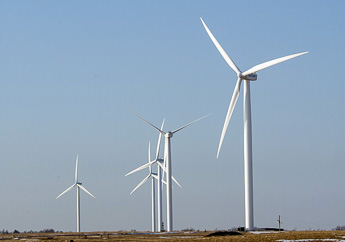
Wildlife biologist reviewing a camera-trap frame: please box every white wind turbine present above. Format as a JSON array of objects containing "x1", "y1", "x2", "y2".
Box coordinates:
[
  {"x1": 126, "y1": 119, "x2": 165, "y2": 232},
  {"x1": 56, "y1": 155, "x2": 95, "y2": 232},
  {"x1": 126, "y1": 119, "x2": 182, "y2": 232},
  {"x1": 127, "y1": 109, "x2": 209, "y2": 232},
  {"x1": 200, "y1": 18, "x2": 307, "y2": 231},
  {"x1": 126, "y1": 142, "x2": 159, "y2": 232}
]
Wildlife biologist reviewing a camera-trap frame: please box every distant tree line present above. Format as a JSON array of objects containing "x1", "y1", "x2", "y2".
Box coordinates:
[
  {"x1": 1, "y1": 229, "x2": 58, "y2": 234},
  {"x1": 181, "y1": 227, "x2": 196, "y2": 232},
  {"x1": 334, "y1": 226, "x2": 345, "y2": 231}
]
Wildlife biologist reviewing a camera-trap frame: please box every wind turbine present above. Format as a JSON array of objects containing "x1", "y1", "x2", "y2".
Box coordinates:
[
  {"x1": 126, "y1": 109, "x2": 209, "y2": 232},
  {"x1": 56, "y1": 155, "x2": 95, "y2": 232},
  {"x1": 200, "y1": 18, "x2": 307, "y2": 231},
  {"x1": 126, "y1": 142, "x2": 159, "y2": 232},
  {"x1": 126, "y1": 119, "x2": 166, "y2": 232},
  {"x1": 126, "y1": 119, "x2": 181, "y2": 232}
]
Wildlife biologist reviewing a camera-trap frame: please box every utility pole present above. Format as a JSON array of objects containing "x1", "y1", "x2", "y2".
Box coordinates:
[{"x1": 277, "y1": 215, "x2": 281, "y2": 232}]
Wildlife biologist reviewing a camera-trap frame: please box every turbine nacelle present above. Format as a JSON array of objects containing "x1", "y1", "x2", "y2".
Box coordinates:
[
  {"x1": 165, "y1": 132, "x2": 173, "y2": 138},
  {"x1": 240, "y1": 73, "x2": 257, "y2": 81}
]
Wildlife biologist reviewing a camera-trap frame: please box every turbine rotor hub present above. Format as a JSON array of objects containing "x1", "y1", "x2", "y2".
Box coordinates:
[
  {"x1": 243, "y1": 73, "x2": 257, "y2": 81},
  {"x1": 165, "y1": 132, "x2": 173, "y2": 138}
]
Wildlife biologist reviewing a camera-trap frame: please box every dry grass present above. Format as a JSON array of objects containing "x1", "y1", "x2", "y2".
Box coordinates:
[{"x1": 1, "y1": 230, "x2": 345, "y2": 241}]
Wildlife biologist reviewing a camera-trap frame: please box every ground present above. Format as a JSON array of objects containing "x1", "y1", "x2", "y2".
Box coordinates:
[{"x1": 1, "y1": 230, "x2": 345, "y2": 241}]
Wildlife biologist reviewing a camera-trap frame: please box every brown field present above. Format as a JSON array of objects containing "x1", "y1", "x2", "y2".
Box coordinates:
[{"x1": 1, "y1": 230, "x2": 345, "y2": 241}]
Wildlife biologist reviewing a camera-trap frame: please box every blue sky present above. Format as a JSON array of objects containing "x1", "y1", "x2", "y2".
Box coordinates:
[{"x1": 0, "y1": 0, "x2": 344, "y2": 232}]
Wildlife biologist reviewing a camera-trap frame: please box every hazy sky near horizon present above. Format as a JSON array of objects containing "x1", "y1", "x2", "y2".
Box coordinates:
[{"x1": 0, "y1": 0, "x2": 344, "y2": 232}]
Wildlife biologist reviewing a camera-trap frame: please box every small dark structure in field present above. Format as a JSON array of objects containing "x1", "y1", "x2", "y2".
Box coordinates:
[
  {"x1": 206, "y1": 231, "x2": 242, "y2": 237},
  {"x1": 262, "y1": 227, "x2": 284, "y2": 231}
]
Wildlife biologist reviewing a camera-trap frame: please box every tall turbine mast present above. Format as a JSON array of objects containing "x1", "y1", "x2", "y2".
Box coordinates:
[
  {"x1": 201, "y1": 18, "x2": 307, "y2": 231},
  {"x1": 155, "y1": 120, "x2": 165, "y2": 232}
]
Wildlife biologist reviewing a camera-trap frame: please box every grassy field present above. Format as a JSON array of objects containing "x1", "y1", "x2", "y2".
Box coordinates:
[{"x1": 1, "y1": 230, "x2": 345, "y2": 241}]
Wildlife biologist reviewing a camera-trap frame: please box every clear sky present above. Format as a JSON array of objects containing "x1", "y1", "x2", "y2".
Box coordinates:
[{"x1": 0, "y1": 0, "x2": 344, "y2": 232}]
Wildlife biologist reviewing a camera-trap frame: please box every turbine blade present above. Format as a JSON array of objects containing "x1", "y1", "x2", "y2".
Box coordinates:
[
  {"x1": 172, "y1": 114, "x2": 211, "y2": 134},
  {"x1": 148, "y1": 142, "x2": 151, "y2": 164},
  {"x1": 78, "y1": 184, "x2": 96, "y2": 198},
  {"x1": 125, "y1": 107, "x2": 165, "y2": 135},
  {"x1": 157, "y1": 160, "x2": 167, "y2": 173},
  {"x1": 148, "y1": 142, "x2": 152, "y2": 174},
  {"x1": 172, "y1": 176, "x2": 182, "y2": 188},
  {"x1": 200, "y1": 18, "x2": 241, "y2": 75},
  {"x1": 130, "y1": 174, "x2": 150, "y2": 195},
  {"x1": 155, "y1": 119, "x2": 165, "y2": 160},
  {"x1": 56, "y1": 184, "x2": 76, "y2": 199},
  {"x1": 125, "y1": 161, "x2": 156, "y2": 176},
  {"x1": 75, "y1": 155, "x2": 79, "y2": 184},
  {"x1": 217, "y1": 78, "x2": 242, "y2": 158},
  {"x1": 242, "y1": 51, "x2": 308, "y2": 76}
]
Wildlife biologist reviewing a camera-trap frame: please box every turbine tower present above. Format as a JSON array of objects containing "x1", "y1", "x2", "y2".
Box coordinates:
[
  {"x1": 156, "y1": 121, "x2": 165, "y2": 232},
  {"x1": 127, "y1": 109, "x2": 209, "y2": 232},
  {"x1": 201, "y1": 18, "x2": 307, "y2": 231},
  {"x1": 56, "y1": 155, "x2": 95, "y2": 232}
]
